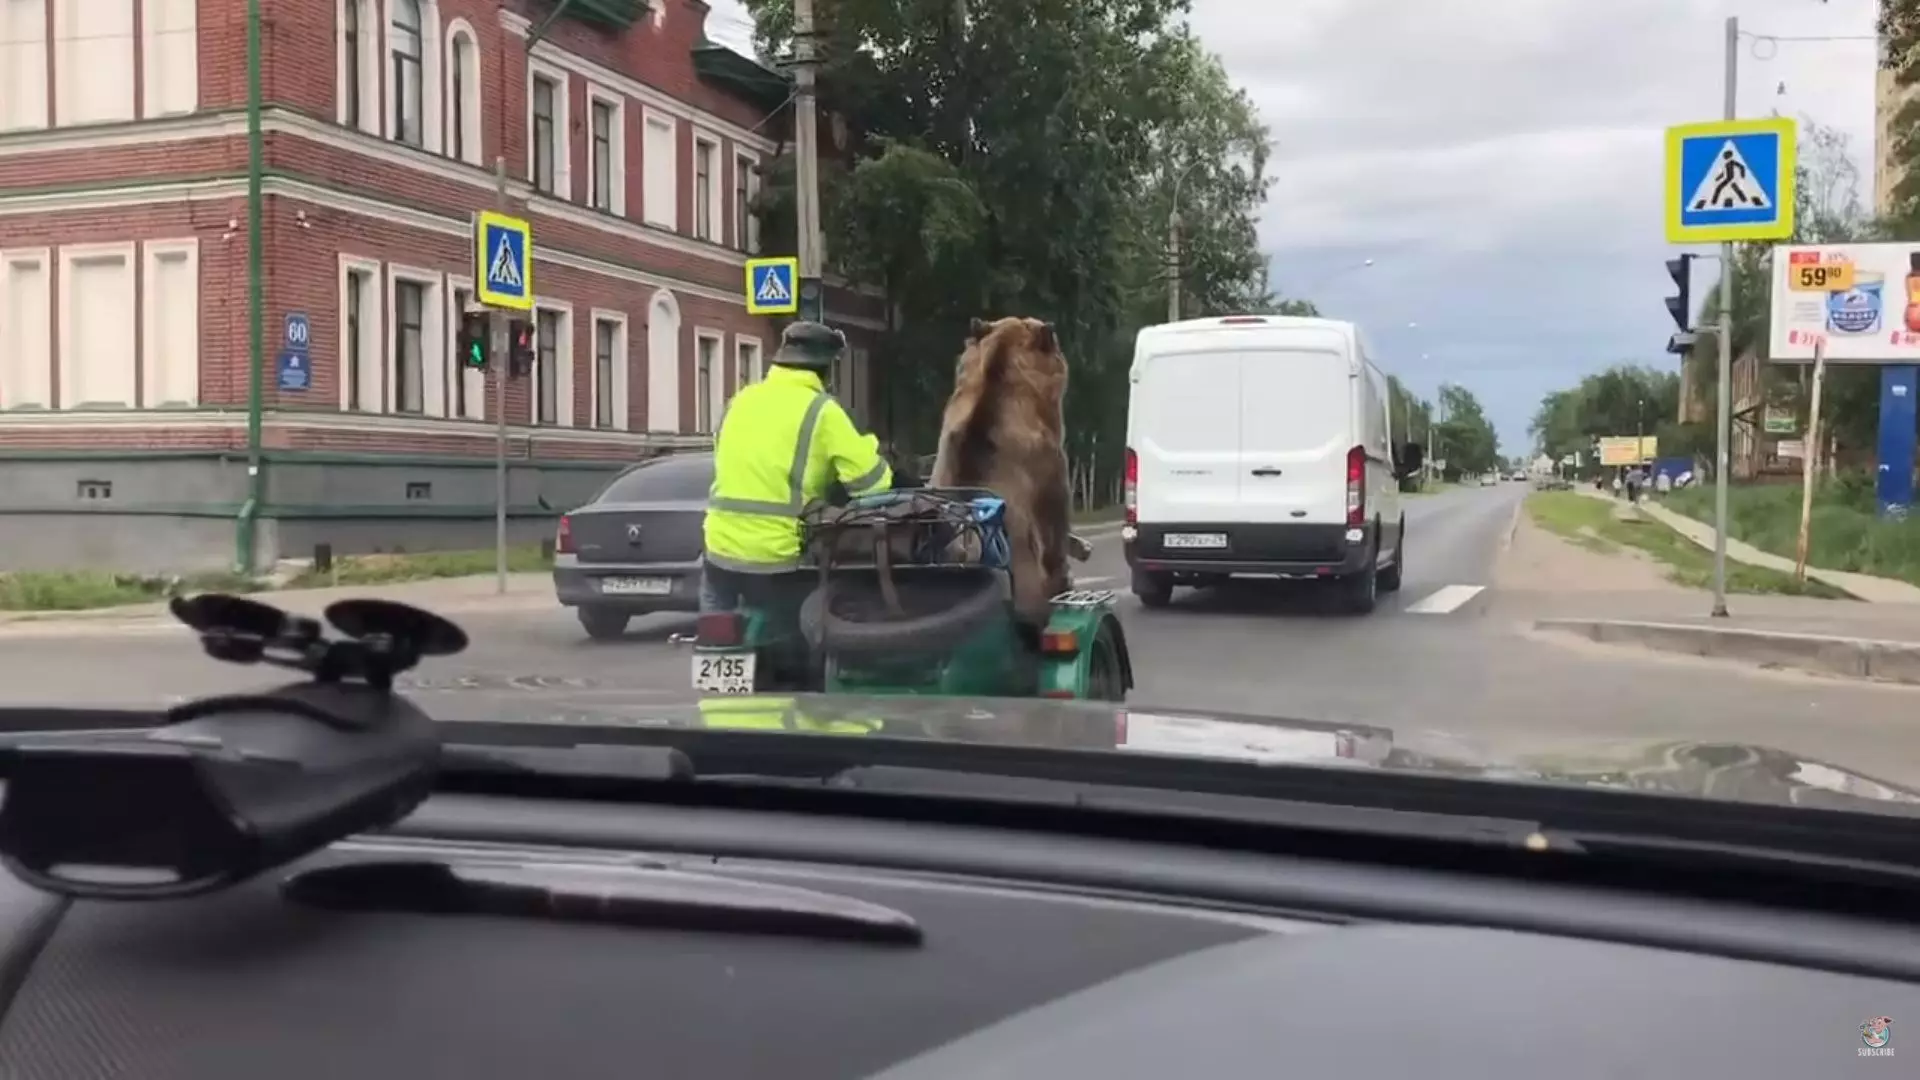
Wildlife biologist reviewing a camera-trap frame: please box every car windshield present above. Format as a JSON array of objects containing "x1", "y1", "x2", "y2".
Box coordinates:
[{"x1": 8, "y1": 0, "x2": 1920, "y2": 843}]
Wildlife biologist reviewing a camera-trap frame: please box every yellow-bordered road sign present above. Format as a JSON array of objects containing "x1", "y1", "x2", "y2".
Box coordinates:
[
  {"x1": 1664, "y1": 117, "x2": 1796, "y2": 244},
  {"x1": 473, "y1": 211, "x2": 533, "y2": 310},
  {"x1": 745, "y1": 257, "x2": 799, "y2": 315}
]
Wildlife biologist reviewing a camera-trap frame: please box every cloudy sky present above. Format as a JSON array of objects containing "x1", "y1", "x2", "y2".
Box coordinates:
[{"x1": 704, "y1": 0, "x2": 1881, "y2": 453}]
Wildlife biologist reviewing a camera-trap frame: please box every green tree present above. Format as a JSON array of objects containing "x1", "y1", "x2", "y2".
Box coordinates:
[
  {"x1": 738, "y1": 0, "x2": 1287, "y2": 490},
  {"x1": 1435, "y1": 384, "x2": 1499, "y2": 476}
]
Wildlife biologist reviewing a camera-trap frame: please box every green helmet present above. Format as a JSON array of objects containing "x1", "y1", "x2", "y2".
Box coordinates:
[{"x1": 772, "y1": 320, "x2": 845, "y2": 371}]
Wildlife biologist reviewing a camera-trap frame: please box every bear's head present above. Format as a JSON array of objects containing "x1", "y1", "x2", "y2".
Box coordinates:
[{"x1": 954, "y1": 316, "x2": 1068, "y2": 409}]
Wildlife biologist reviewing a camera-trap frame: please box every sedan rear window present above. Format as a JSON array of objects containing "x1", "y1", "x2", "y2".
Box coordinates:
[{"x1": 598, "y1": 455, "x2": 713, "y2": 502}]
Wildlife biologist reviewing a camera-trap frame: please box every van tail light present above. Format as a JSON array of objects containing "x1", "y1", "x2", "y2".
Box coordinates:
[
  {"x1": 1124, "y1": 448, "x2": 1138, "y2": 525},
  {"x1": 1346, "y1": 446, "x2": 1366, "y2": 527},
  {"x1": 555, "y1": 514, "x2": 575, "y2": 554},
  {"x1": 696, "y1": 612, "x2": 743, "y2": 647}
]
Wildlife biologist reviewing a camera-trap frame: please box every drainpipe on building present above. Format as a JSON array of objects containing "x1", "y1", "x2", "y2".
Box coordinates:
[{"x1": 235, "y1": 0, "x2": 267, "y2": 575}]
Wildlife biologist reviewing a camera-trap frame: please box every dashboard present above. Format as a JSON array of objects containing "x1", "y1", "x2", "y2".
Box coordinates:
[{"x1": 0, "y1": 788, "x2": 1912, "y2": 1079}]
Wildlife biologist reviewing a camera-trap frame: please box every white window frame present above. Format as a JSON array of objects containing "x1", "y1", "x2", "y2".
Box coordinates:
[
  {"x1": 641, "y1": 108, "x2": 677, "y2": 229},
  {"x1": 57, "y1": 242, "x2": 137, "y2": 409},
  {"x1": 527, "y1": 58, "x2": 571, "y2": 200},
  {"x1": 338, "y1": 255, "x2": 384, "y2": 411},
  {"x1": 733, "y1": 148, "x2": 761, "y2": 252},
  {"x1": 692, "y1": 327, "x2": 724, "y2": 434},
  {"x1": 585, "y1": 85, "x2": 626, "y2": 216},
  {"x1": 139, "y1": 238, "x2": 200, "y2": 407},
  {"x1": 0, "y1": 1, "x2": 48, "y2": 132},
  {"x1": 733, "y1": 333, "x2": 761, "y2": 391},
  {"x1": 444, "y1": 274, "x2": 485, "y2": 420},
  {"x1": 532, "y1": 299, "x2": 575, "y2": 427},
  {"x1": 0, "y1": 247, "x2": 53, "y2": 409},
  {"x1": 387, "y1": 264, "x2": 443, "y2": 415},
  {"x1": 382, "y1": 0, "x2": 441, "y2": 152},
  {"x1": 140, "y1": 0, "x2": 198, "y2": 119},
  {"x1": 691, "y1": 130, "x2": 722, "y2": 243},
  {"x1": 336, "y1": 0, "x2": 379, "y2": 134},
  {"x1": 589, "y1": 308, "x2": 630, "y2": 431},
  {"x1": 442, "y1": 19, "x2": 481, "y2": 165}
]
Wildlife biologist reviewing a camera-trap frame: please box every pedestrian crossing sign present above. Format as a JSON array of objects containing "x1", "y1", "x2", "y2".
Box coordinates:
[
  {"x1": 744, "y1": 257, "x2": 799, "y2": 315},
  {"x1": 1664, "y1": 117, "x2": 1795, "y2": 244},
  {"x1": 473, "y1": 211, "x2": 533, "y2": 310}
]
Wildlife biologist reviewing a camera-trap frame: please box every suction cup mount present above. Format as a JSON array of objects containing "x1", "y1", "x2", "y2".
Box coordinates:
[{"x1": 169, "y1": 593, "x2": 468, "y2": 691}]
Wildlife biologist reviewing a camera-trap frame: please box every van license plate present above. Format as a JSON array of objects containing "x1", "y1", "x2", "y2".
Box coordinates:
[
  {"x1": 693, "y1": 653, "x2": 756, "y2": 694},
  {"x1": 601, "y1": 576, "x2": 672, "y2": 595},
  {"x1": 1164, "y1": 533, "x2": 1227, "y2": 549}
]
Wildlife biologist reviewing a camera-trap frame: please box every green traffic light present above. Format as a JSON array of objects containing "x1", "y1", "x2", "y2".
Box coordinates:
[{"x1": 466, "y1": 343, "x2": 485, "y2": 368}]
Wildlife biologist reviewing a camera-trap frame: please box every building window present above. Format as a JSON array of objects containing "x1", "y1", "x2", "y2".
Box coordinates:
[
  {"x1": 53, "y1": 0, "x2": 134, "y2": 125},
  {"x1": 536, "y1": 308, "x2": 560, "y2": 424},
  {"x1": 695, "y1": 333, "x2": 719, "y2": 434},
  {"x1": 394, "y1": 279, "x2": 425, "y2": 413},
  {"x1": 142, "y1": 0, "x2": 199, "y2": 119},
  {"x1": 1, "y1": 0, "x2": 49, "y2": 131},
  {"x1": 735, "y1": 338, "x2": 760, "y2": 389},
  {"x1": 693, "y1": 139, "x2": 716, "y2": 241},
  {"x1": 732, "y1": 155, "x2": 750, "y2": 250},
  {"x1": 642, "y1": 115, "x2": 675, "y2": 228},
  {"x1": 447, "y1": 28, "x2": 478, "y2": 164},
  {"x1": 345, "y1": 268, "x2": 371, "y2": 410},
  {"x1": 590, "y1": 99, "x2": 614, "y2": 210},
  {"x1": 343, "y1": 0, "x2": 361, "y2": 125},
  {"x1": 532, "y1": 75, "x2": 557, "y2": 195},
  {"x1": 389, "y1": 0, "x2": 424, "y2": 147},
  {"x1": 595, "y1": 319, "x2": 618, "y2": 428}
]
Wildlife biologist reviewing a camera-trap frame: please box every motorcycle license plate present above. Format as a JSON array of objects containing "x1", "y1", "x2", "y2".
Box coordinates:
[{"x1": 692, "y1": 652, "x2": 756, "y2": 694}]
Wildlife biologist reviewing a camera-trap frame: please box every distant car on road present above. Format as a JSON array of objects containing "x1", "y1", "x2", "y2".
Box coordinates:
[
  {"x1": 553, "y1": 452, "x2": 712, "y2": 640},
  {"x1": 1479, "y1": 474, "x2": 1498, "y2": 487}
]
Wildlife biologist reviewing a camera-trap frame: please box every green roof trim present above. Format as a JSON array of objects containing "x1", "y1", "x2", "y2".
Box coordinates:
[{"x1": 693, "y1": 43, "x2": 791, "y2": 111}]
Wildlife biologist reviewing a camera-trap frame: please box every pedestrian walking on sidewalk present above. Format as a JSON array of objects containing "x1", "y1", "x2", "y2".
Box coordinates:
[{"x1": 1626, "y1": 467, "x2": 1642, "y2": 504}]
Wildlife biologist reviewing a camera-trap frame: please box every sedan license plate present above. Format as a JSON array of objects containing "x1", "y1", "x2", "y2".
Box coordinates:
[
  {"x1": 600, "y1": 576, "x2": 672, "y2": 596},
  {"x1": 1164, "y1": 533, "x2": 1228, "y2": 549},
  {"x1": 692, "y1": 652, "x2": 756, "y2": 694}
]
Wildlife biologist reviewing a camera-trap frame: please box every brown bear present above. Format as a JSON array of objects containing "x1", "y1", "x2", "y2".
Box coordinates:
[{"x1": 930, "y1": 316, "x2": 1073, "y2": 626}]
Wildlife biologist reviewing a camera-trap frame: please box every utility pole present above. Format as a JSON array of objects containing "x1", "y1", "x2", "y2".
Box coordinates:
[
  {"x1": 493, "y1": 156, "x2": 510, "y2": 595},
  {"x1": 1711, "y1": 14, "x2": 1737, "y2": 617},
  {"x1": 793, "y1": 0, "x2": 825, "y2": 295},
  {"x1": 1167, "y1": 208, "x2": 1181, "y2": 322}
]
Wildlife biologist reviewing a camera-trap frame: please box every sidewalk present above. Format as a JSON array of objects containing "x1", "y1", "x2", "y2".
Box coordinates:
[
  {"x1": 1501, "y1": 500, "x2": 1920, "y2": 686},
  {"x1": 1573, "y1": 487, "x2": 1920, "y2": 604},
  {"x1": 0, "y1": 572, "x2": 558, "y2": 637}
]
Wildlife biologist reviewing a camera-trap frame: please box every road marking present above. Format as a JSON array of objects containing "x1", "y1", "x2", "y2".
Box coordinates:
[{"x1": 1404, "y1": 584, "x2": 1485, "y2": 614}]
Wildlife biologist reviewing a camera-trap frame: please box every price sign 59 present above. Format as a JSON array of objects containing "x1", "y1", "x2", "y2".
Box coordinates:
[{"x1": 1786, "y1": 256, "x2": 1854, "y2": 292}]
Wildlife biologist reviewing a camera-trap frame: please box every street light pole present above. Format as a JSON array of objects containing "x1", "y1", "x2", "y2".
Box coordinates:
[{"x1": 1711, "y1": 14, "x2": 1737, "y2": 617}]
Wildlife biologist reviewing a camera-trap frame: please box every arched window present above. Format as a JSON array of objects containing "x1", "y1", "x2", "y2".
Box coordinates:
[
  {"x1": 390, "y1": 0, "x2": 423, "y2": 146},
  {"x1": 338, "y1": 0, "x2": 378, "y2": 133},
  {"x1": 445, "y1": 27, "x2": 479, "y2": 163}
]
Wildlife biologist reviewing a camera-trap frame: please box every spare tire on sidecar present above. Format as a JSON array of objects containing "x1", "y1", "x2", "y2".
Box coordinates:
[{"x1": 795, "y1": 490, "x2": 1132, "y2": 701}]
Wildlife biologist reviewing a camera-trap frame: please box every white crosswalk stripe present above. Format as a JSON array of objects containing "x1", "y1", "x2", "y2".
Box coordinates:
[{"x1": 1403, "y1": 584, "x2": 1485, "y2": 614}]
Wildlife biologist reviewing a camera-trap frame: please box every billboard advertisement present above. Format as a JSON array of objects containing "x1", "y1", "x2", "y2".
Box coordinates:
[
  {"x1": 1597, "y1": 436, "x2": 1657, "y2": 466},
  {"x1": 1769, "y1": 242, "x2": 1920, "y2": 362}
]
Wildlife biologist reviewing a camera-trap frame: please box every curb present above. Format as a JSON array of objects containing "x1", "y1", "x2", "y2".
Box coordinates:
[
  {"x1": 0, "y1": 592, "x2": 563, "y2": 638},
  {"x1": 1534, "y1": 618, "x2": 1920, "y2": 685}
]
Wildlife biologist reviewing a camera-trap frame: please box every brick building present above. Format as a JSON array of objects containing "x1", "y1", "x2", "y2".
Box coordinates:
[{"x1": 0, "y1": 0, "x2": 886, "y2": 572}]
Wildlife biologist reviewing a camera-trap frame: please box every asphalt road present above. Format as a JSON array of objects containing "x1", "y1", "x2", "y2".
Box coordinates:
[{"x1": 5, "y1": 482, "x2": 1920, "y2": 787}]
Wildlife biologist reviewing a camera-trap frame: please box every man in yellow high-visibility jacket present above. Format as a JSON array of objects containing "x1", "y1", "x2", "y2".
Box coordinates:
[{"x1": 701, "y1": 320, "x2": 893, "y2": 619}]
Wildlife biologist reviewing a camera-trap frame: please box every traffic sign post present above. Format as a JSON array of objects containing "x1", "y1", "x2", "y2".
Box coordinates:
[
  {"x1": 745, "y1": 257, "x2": 799, "y2": 316},
  {"x1": 473, "y1": 206, "x2": 534, "y2": 594}
]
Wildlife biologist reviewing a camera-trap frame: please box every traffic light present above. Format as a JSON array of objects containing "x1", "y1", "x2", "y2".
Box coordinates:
[
  {"x1": 1665, "y1": 254, "x2": 1693, "y2": 332},
  {"x1": 507, "y1": 318, "x2": 535, "y2": 378},
  {"x1": 456, "y1": 310, "x2": 489, "y2": 370}
]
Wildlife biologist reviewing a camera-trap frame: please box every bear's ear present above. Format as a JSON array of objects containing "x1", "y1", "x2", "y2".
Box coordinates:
[
  {"x1": 1030, "y1": 321, "x2": 1056, "y2": 353},
  {"x1": 968, "y1": 317, "x2": 992, "y2": 341}
]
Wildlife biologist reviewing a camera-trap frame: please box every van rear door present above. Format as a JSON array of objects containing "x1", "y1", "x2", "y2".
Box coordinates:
[
  {"x1": 1130, "y1": 350, "x2": 1242, "y2": 523},
  {"x1": 1236, "y1": 336, "x2": 1355, "y2": 526}
]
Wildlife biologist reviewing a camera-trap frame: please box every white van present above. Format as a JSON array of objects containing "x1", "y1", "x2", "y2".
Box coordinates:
[{"x1": 1121, "y1": 315, "x2": 1422, "y2": 614}]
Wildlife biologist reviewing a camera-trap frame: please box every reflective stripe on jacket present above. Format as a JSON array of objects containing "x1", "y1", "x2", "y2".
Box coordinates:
[
  {"x1": 704, "y1": 365, "x2": 892, "y2": 572},
  {"x1": 697, "y1": 696, "x2": 883, "y2": 734}
]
